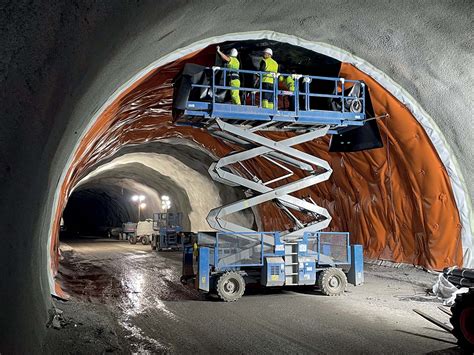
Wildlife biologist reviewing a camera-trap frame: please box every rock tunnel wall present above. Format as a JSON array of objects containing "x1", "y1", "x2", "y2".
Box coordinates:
[{"x1": 1, "y1": 1, "x2": 472, "y2": 352}]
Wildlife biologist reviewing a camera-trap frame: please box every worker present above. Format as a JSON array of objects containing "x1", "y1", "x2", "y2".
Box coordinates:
[
  {"x1": 216, "y1": 46, "x2": 241, "y2": 105},
  {"x1": 258, "y1": 48, "x2": 278, "y2": 109},
  {"x1": 279, "y1": 67, "x2": 296, "y2": 110},
  {"x1": 193, "y1": 239, "x2": 199, "y2": 261}
]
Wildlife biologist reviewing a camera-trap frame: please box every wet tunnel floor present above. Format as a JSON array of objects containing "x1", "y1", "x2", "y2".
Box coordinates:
[{"x1": 46, "y1": 239, "x2": 462, "y2": 354}]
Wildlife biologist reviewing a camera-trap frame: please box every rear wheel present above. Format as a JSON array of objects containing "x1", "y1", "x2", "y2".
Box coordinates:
[
  {"x1": 318, "y1": 268, "x2": 347, "y2": 296},
  {"x1": 216, "y1": 272, "x2": 245, "y2": 302},
  {"x1": 141, "y1": 236, "x2": 149, "y2": 245},
  {"x1": 129, "y1": 235, "x2": 137, "y2": 244},
  {"x1": 450, "y1": 290, "x2": 474, "y2": 351}
]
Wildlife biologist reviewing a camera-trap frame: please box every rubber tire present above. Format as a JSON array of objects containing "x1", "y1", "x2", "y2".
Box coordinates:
[
  {"x1": 216, "y1": 271, "x2": 245, "y2": 302},
  {"x1": 318, "y1": 268, "x2": 347, "y2": 296},
  {"x1": 141, "y1": 236, "x2": 149, "y2": 245},
  {"x1": 129, "y1": 236, "x2": 137, "y2": 244},
  {"x1": 450, "y1": 289, "x2": 474, "y2": 351}
]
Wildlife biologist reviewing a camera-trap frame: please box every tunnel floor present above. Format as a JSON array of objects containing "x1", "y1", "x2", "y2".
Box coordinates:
[{"x1": 45, "y1": 240, "x2": 460, "y2": 354}]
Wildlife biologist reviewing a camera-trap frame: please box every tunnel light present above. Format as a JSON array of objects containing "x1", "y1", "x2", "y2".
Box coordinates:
[
  {"x1": 140, "y1": 202, "x2": 146, "y2": 209},
  {"x1": 132, "y1": 195, "x2": 139, "y2": 202},
  {"x1": 139, "y1": 195, "x2": 145, "y2": 201},
  {"x1": 161, "y1": 195, "x2": 171, "y2": 211}
]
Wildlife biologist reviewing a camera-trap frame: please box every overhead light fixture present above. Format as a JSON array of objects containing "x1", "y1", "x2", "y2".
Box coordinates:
[{"x1": 161, "y1": 195, "x2": 171, "y2": 211}]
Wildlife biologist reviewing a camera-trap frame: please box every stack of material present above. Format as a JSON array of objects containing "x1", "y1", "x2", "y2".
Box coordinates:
[{"x1": 443, "y1": 267, "x2": 474, "y2": 288}]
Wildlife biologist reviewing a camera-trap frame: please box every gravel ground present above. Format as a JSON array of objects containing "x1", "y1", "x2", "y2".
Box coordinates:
[{"x1": 43, "y1": 239, "x2": 465, "y2": 354}]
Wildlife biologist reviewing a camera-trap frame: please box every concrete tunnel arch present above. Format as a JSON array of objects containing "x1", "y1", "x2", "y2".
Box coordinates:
[
  {"x1": 2, "y1": 3, "x2": 473, "y2": 352},
  {"x1": 49, "y1": 30, "x2": 473, "y2": 298}
]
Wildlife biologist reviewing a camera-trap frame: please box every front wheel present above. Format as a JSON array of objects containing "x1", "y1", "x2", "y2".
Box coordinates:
[
  {"x1": 129, "y1": 235, "x2": 137, "y2": 244},
  {"x1": 450, "y1": 290, "x2": 474, "y2": 351},
  {"x1": 318, "y1": 268, "x2": 347, "y2": 296},
  {"x1": 141, "y1": 236, "x2": 149, "y2": 245},
  {"x1": 216, "y1": 271, "x2": 245, "y2": 302}
]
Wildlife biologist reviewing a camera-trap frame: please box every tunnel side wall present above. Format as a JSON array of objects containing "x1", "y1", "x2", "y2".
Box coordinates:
[{"x1": 1, "y1": 1, "x2": 472, "y2": 352}]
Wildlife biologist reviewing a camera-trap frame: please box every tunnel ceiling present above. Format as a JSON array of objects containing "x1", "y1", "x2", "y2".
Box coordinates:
[{"x1": 53, "y1": 40, "x2": 466, "y2": 272}]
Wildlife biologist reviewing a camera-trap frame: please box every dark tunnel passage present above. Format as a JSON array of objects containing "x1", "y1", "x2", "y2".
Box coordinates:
[
  {"x1": 60, "y1": 139, "x2": 256, "y2": 240},
  {"x1": 62, "y1": 187, "x2": 136, "y2": 237}
]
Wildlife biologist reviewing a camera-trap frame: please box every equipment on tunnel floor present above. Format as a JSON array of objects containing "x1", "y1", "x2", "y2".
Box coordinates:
[
  {"x1": 174, "y1": 65, "x2": 370, "y2": 301},
  {"x1": 415, "y1": 273, "x2": 474, "y2": 352},
  {"x1": 122, "y1": 222, "x2": 137, "y2": 242},
  {"x1": 122, "y1": 220, "x2": 154, "y2": 245},
  {"x1": 135, "y1": 219, "x2": 154, "y2": 245},
  {"x1": 181, "y1": 231, "x2": 362, "y2": 301},
  {"x1": 151, "y1": 212, "x2": 185, "y2": 251}
]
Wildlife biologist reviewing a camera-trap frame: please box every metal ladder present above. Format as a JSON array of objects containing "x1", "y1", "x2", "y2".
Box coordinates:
[{"x1": 205, "y1": 118, "x2": 333, "y2": 244}]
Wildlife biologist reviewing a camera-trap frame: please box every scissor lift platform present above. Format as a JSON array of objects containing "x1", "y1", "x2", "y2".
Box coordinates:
[
  {"x1": 174, "y1": 65, "x2": 367, "y2": 301},
  {"x1": 175, "y1": 66, "x2": 366, "y2": 134}
]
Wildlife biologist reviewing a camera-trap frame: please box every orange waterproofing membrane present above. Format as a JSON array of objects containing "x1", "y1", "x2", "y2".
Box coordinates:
[{"x1": 51, "y1": 47, "x2": 462, "y2": 294}]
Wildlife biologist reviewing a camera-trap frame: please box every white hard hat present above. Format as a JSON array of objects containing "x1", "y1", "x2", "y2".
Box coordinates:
[
  {"x1": 229, "y1": 48, "x2": 238, "y2": 57},
  {"x1": 263, "y1": 48, "x2": 273, "y2": 56}
]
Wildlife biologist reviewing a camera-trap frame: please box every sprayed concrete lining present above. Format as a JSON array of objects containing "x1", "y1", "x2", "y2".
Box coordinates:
[{"x1": 1, "y1": 1, "x2": 472, "y2": 352}]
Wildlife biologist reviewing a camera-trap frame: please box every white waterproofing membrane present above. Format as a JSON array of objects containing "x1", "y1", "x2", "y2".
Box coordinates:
[{"x1": 48, "y1": 31, "x2": 473, "y2": 295}]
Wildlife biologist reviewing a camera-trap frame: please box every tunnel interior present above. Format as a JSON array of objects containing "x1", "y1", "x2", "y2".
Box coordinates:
[
  {"x1": 2, "y1": 1, "x2": 473, "y2": 351},
  {"x1": 56, "y1": 37, "x2": 463, "y2": 303},
  {"x1": 60, "y1": 40, "x2": 346, "y2": 239}
]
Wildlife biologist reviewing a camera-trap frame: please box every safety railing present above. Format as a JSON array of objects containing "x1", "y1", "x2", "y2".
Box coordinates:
[
  {"x1": 211, "y1": 232, "x2": 276, "y2": 269},
  {"x1": 153, "y1": 212, "x2": 183, "y2": 230},
  {"x1": 304, "y1": 231, "x2": 351, "y2": 265},
  {"x1": 188, "y1": 66, "x2": 366, "y2": 117}
]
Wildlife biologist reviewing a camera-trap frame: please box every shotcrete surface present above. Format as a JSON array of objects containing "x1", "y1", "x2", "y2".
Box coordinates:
[{"x1": 45, "y1": 240, "x2": 458, "y2": 354}]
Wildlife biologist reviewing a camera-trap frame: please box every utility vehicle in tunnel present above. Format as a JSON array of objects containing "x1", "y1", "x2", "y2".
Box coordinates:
[
  {"x1": 151, "y1": 212, "x2": 186, "y2": 251},
  {"x1": 174, "y1": 61, "x2": 373, "y2": 301}
]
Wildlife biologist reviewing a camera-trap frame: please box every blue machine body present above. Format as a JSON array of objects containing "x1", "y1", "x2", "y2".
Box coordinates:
[
  {"x1": 186, "y1": 231, "x2": 364, "y2": 291},
  {"x1": 347, "y1": 244, "x2": 364, "y2": 285},
  {"x1": 153, "y1": 212, "x2": 184, "y2": 250}
]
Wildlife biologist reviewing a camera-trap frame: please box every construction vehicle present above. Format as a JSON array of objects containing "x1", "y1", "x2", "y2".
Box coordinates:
[
  {"x1": 174, "y1": 64, "x2": 372, "y2": 301},
  {"x1": 123, "y1": 220, "x2": 154, "y2": 245},
  {"x1": 151, "y1": 212, "x2": 184, "y2": 250},
  {"x1": 414, "y1": 268, "x2": 474, "y2": 351},
  {"x1": 122, "y1": 222, "x2": 137, "y2": 242}
]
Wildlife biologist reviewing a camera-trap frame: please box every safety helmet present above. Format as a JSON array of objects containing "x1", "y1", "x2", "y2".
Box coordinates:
[
  {"x1": 229, "y1": 48, "x2": 238, "y2": 57},
  {"x1": 263, "y1": 48, "x2": 273, "y2": 56}
]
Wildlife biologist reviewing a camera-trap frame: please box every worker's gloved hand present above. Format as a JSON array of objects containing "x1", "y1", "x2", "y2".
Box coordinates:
[{"x1": 217, "y1": 46, "x2": 220, "y2": 52}]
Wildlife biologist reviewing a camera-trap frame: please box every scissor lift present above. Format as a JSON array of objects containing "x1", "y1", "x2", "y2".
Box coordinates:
[
  {"x1": 152, "y1": 212, "x2": 184, "y2": 251},
  {"x1": 175, "y1": 66, "x2": 366, "y2": 301}
]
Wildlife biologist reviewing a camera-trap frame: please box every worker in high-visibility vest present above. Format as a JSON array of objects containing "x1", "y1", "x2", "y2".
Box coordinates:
[
  {"x1": 279, "y1": 70, "x2": 296, "y2": 110},
  {"x1": 258, "y1": 48, "x2": 278, "y2": 109},
  {"x1": 217, "y1": 46, "x2": 241, "y2": 105}
]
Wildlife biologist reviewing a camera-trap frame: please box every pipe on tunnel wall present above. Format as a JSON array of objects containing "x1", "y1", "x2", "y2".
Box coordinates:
[{"x1": 2, "y1": 2, "x2": 473, "y2": 352}]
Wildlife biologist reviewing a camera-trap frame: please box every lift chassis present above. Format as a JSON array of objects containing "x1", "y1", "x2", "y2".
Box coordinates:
[
  {"x1": 175, "y1": 65, "x2": 369, "y2": 301},
  {"x1": 182, "y1": 231, "x2": 363, "y2": 301}
]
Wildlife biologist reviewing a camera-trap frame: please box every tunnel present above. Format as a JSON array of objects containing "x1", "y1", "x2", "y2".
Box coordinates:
[{"x1": 1, "y1": 1, "x2": 472, "y2": 352}]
